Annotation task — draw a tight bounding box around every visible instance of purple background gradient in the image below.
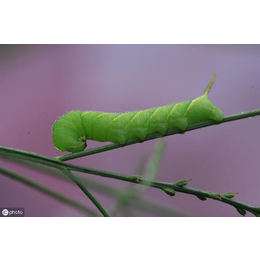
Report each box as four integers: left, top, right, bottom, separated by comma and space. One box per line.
0, 45, 259, 217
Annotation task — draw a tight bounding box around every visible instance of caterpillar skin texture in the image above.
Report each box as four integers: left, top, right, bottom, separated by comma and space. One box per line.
52, 72, 224, 153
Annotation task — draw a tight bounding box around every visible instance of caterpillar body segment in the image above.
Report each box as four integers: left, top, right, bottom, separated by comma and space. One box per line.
52, 72, 224, 153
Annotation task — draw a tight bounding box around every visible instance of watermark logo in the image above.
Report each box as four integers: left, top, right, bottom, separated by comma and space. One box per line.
0, 208, 24, 217
2, 209, 9, 216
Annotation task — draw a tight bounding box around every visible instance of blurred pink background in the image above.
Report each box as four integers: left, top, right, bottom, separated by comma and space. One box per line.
0, 45, 259, 216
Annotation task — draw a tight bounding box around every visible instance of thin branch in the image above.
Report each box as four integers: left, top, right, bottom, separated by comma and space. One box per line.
0, 108, 260, 216
35, 161, 187, 216
1, 109, 259, 165
57, 108, 260, 162
60, 165, 260, 217
61, 168, 110, 217
1, 143, 260, 215
4, 155, 186, 216
0, 167, 98, 217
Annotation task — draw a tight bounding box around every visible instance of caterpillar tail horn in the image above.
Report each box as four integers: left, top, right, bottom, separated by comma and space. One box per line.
203, 71, 216, 96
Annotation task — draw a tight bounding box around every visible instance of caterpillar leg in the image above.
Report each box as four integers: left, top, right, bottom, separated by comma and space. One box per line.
175, 118, 189, 131
208, 108, 224, 122
125, 110, 151, 141
134, 130, 148, 142
147, 106, 172, 136
115, 134, 127, 145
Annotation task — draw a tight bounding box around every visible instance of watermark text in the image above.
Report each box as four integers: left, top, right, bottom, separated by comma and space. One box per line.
0, 208, 24, 217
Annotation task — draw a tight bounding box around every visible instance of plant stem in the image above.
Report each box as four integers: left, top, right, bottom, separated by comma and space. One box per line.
0, 167, 98, 217
61, 165, 260, 216
61, 168, 110, 217
0, 108, 260, 216
57, 108, 260, 161
1, 144, 260, 215
2, 155, 186, 216
1, 109, 259, 165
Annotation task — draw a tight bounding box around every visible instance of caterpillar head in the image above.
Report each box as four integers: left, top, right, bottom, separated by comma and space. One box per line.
52, 110, 87, 153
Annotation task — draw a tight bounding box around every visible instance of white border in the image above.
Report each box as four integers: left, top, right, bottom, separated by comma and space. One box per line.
0, 218, 258, 259
0, 1, 260, 43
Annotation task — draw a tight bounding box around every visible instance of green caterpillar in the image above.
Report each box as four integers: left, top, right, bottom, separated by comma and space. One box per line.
52, 72, 224, 153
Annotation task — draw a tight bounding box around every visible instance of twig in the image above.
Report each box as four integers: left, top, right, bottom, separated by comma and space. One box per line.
1, 109, 259, 165
1, 108, 260, 216
1, 149, 259, 216
57, 109, 260, 161
61, 168, 110, 217
58, 165, 260, 217
0, 154, 184, 216
0, 167, 98, 217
